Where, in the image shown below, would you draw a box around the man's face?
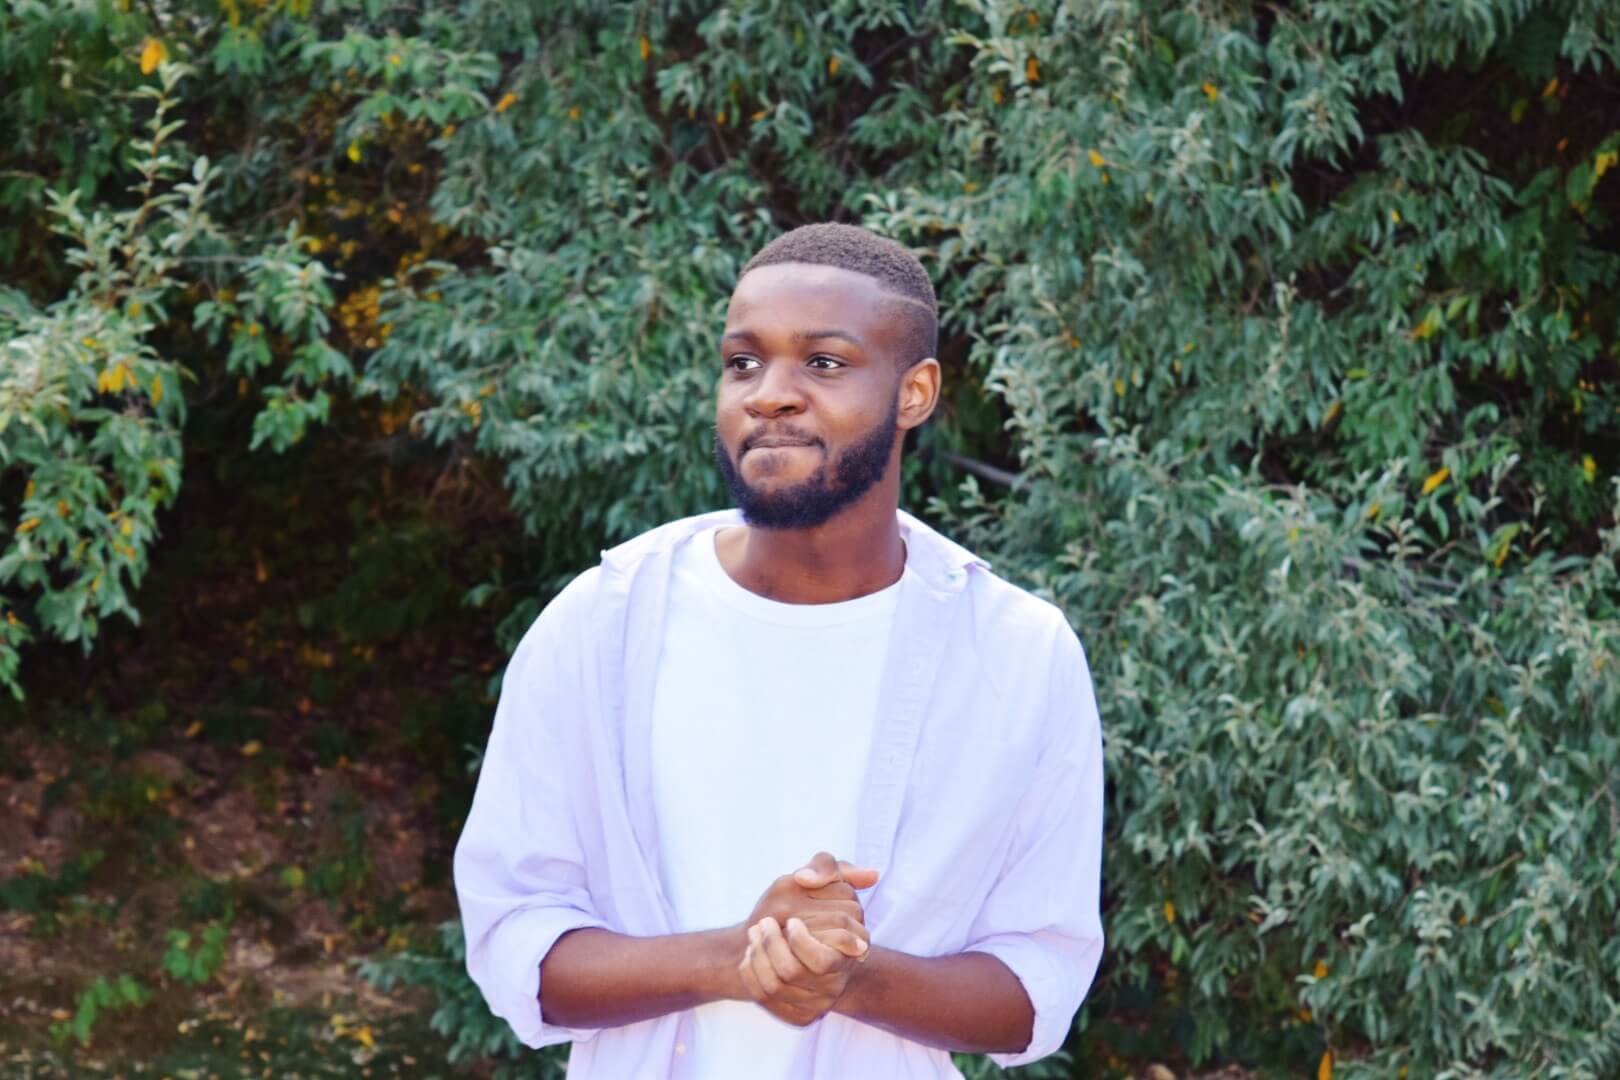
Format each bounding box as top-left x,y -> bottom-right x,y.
714,263 -> 911,530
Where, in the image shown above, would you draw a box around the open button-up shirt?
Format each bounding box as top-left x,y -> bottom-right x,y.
454,509 -> 1105,1078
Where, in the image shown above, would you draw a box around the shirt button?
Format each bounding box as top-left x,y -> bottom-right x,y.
675,1042 -> 687,1055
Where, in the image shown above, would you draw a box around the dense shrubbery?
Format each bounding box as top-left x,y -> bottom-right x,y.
4,1 -> 1618,1075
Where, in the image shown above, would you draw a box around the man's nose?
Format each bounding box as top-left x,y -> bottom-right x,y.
745,360 -> 806,418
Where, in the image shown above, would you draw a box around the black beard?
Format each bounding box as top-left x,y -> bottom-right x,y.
713,398 -> 899,530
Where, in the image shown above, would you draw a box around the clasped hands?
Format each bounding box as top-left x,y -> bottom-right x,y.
735,851 -> 878,1027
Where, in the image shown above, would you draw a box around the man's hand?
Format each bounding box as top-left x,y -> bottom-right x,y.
739,915 -> 868,1026
735,852 -> 879,1026
741,852 -> 877,942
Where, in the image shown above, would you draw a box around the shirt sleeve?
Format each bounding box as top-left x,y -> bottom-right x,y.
963,613 -> 1105,1068
453,571 -> 611,1049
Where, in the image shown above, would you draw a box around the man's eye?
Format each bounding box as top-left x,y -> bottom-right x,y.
727,355 -> 762,372
807,355 -> 846,370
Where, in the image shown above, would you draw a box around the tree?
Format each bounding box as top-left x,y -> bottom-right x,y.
3,1 -> 1617,1073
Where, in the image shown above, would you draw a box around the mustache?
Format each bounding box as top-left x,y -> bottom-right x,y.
738,427 -> 825,454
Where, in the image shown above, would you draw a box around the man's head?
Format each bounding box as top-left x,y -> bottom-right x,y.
713,224 -> 942,530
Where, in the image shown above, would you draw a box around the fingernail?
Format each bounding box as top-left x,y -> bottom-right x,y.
856,939 -> 868,953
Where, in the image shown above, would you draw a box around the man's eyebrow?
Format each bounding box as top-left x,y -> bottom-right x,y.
720,327 -> 868,349
794,328 -> 866,349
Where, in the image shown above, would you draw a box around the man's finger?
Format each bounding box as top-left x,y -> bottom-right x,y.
810,913 -> 870,960
784,916 -> 846,975
836,860 -> 881,890
738,945 -> 765,1002
793,851 -> 842,888
749,927 -> 784,996
758,916 -> 809,984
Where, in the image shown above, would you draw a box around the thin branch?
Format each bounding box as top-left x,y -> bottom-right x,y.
940,450 -> 1021,488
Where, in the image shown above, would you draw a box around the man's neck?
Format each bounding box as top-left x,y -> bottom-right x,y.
715,490 -> 906,605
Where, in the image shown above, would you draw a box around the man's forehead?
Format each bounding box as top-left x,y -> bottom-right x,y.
726,262 -> 887,314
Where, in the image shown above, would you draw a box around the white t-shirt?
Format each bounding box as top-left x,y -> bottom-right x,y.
649,527 -> 900,1078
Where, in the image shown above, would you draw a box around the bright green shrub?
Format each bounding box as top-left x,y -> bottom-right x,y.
4,0 -> 1618,1075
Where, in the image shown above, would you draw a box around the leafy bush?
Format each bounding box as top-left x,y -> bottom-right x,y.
50,973 -> 150,1048
360,921 -> 566,1079
162,920 -> 231,988
4,0 -> 1619,1076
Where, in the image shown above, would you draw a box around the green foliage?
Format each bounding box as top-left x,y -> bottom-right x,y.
0,850 -> 105,920
360,921 -> 566,1079
49,973 -> 150,1048
5,0 -> 1620,1076
162,919 -> 231,988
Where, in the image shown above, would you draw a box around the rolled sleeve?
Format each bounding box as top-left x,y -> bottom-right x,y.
972,929 -> 1099,1067
965,615 -> 1105,1067
475,904 -> 608,1047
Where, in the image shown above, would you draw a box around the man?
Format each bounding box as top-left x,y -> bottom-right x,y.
454,223 -> 1104,1077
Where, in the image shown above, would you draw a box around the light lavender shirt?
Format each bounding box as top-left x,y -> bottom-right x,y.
453,509 -> 1105,1078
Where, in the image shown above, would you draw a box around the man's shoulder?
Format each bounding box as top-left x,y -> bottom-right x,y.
959,562 -> 1080,658
597,509 -> 742,573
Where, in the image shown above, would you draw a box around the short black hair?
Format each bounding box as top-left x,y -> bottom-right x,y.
739,223 -> 938,366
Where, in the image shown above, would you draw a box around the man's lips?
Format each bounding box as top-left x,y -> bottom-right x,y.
743,436 -> 821,453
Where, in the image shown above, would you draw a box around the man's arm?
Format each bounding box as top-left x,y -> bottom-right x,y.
539,926 -> 746,1029
739,912 -> 1033,1054
541,858 -> 874,1030
832,945 -> 1033,1054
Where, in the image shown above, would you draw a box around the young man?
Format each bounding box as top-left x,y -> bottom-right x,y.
454,223 -> 1104,1077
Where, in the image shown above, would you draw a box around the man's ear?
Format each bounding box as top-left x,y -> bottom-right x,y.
897,357 -> 941,431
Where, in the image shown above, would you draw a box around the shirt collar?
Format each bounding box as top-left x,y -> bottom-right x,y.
600,508 -> 989,594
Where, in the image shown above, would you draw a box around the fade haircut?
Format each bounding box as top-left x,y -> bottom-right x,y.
739,223 -> 938,366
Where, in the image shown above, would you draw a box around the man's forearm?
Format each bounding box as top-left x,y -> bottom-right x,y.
538,925 -> 747,1029
832,947 -> 1034,1055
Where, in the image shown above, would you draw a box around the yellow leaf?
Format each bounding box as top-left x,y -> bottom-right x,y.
495,92 -> 518,113
1583,454 -> 1596,483
139,37 -> 167,75
17,518 -> 41,535
568,105 -> 581,121
240,740 -> 263,757
1318,1050 -> 1333,1080
1202,81 -> 1219,102
346,141 -> 362,163
441,124 -> 456,139
1087,148 -> 1106,168
1389,208 -> 1401,223
98,362 -> 133,394
353,1026 -> 375,1049
1322,401 -> 1342,427
24,480 -> 34,500
639,35 -> 651,61
1113,377 -> 1125,398
387,53 -> 401,66
828,56 -> 840,76
991,84 -> 1004,105
1541,76 -> 1559,98
1365,501 -> 1382,521
150,374 -> 164,405
1163,900 -> 1176,923
1026,56 -> 1040,83
1595,150 -> 1618,185
1314,959 -> 1329,979
1421,466 -> 1450,496
183,720 -> 203,738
